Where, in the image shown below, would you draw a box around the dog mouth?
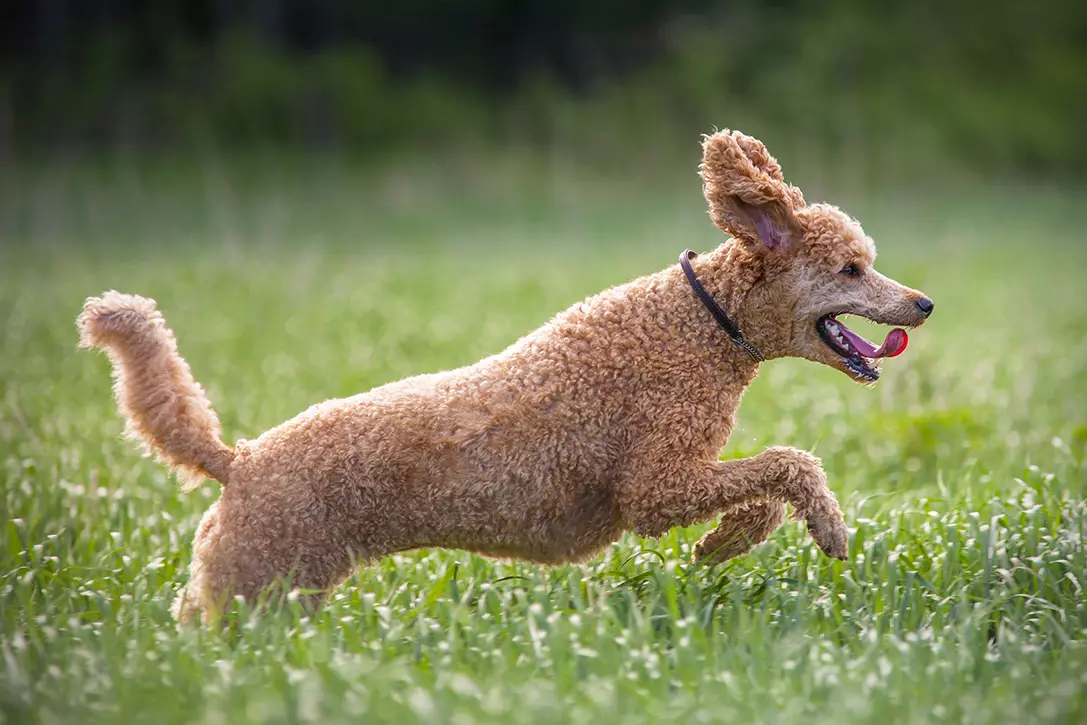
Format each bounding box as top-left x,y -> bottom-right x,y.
816,314 -> 908,382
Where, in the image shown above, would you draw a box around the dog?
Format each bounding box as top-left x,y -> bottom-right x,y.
77,130 -> 933,624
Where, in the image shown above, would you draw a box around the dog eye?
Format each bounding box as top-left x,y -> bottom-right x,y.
840,265 -> 861,277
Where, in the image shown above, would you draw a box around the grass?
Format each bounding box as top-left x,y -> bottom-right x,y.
1,153 -> 1086,724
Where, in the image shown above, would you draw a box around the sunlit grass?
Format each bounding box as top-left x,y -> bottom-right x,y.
1,157 -> 1085,724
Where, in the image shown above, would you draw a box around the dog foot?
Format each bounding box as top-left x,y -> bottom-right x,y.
693,501 -> 787,565
805,502 -> 848,560
694,528 -> 758,565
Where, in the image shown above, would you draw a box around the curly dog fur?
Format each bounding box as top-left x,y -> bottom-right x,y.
77,130 -> 933,625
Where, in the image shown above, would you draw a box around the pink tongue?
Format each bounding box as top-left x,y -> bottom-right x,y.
839,324 -> 908,358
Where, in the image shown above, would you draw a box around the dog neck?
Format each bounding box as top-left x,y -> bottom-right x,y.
678,241 -> 792,362
679,249 -> 763,362
596,242 -> 764,405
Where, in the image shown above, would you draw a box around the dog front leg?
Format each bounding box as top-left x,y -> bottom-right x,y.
692,500 -> 787,565
619,446 -> 847,560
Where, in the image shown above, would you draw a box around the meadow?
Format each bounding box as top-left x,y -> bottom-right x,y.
1,153 -> 1085,724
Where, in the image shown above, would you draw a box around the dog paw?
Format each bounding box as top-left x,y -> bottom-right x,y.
805,505 -> 848,560
693,501 -> 787,566
693,528 -> 757,566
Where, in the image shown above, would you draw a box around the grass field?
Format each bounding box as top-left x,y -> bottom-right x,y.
2,155 -> 1086,724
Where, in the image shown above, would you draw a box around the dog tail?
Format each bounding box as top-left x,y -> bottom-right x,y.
77,291 -> 235,489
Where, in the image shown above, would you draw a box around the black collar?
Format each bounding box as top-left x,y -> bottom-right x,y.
679,249 -> 764,362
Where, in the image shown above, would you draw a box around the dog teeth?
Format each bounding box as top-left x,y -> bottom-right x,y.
824,321 -> 850,349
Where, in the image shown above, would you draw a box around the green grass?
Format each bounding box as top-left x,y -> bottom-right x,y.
1,155 -> 1086,724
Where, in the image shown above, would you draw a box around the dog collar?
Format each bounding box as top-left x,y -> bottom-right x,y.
679,249 -> 764,363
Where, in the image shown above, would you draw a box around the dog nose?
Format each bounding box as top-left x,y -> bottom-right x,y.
915,297 -> 934,317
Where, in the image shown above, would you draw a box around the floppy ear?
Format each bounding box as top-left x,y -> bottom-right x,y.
699,130 -> 806,252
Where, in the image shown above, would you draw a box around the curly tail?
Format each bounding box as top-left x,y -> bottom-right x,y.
77,291 -> 234,488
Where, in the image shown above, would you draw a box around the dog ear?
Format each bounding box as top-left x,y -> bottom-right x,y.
699,130 -> 806,252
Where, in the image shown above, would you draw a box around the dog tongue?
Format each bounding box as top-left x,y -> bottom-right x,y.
839,323 -> 908,358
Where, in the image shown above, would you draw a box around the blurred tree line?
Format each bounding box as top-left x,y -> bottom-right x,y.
2,0 -> 1084,175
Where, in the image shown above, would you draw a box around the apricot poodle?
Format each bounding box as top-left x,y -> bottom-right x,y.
77,130 -> 934,624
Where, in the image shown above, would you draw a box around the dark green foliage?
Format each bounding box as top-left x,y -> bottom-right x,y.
3,0 -> 1085,175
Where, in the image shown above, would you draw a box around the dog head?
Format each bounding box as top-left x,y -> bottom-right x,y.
699,130 -> 933,384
